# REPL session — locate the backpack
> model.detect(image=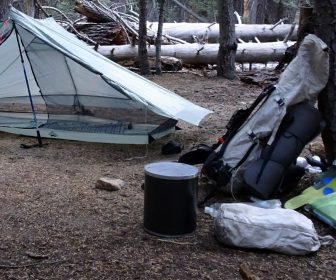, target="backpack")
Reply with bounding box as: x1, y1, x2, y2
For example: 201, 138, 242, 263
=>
179, 34, 329, 204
